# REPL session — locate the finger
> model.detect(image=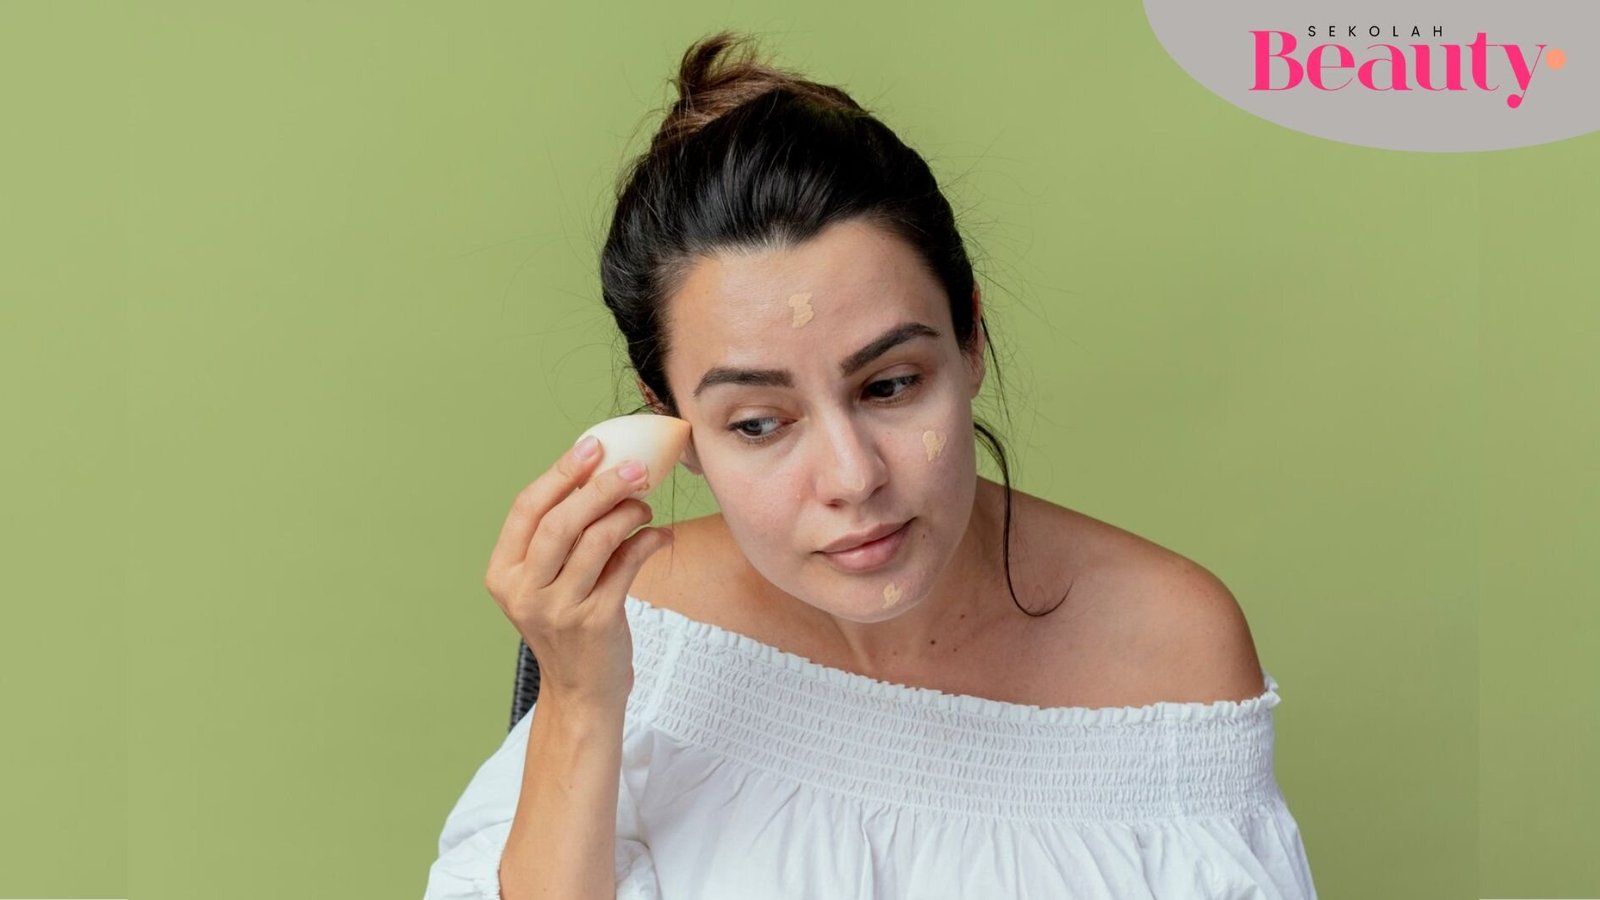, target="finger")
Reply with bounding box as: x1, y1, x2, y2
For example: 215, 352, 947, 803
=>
525, 462, 652, 591
484, 436, 604, 585
588, 525, 674, 611
553, 498, 656, 601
